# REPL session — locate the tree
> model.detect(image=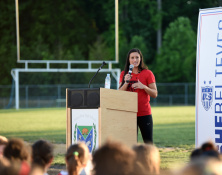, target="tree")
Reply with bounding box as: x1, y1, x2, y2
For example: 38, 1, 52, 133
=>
154, 17, 196, 82
1, 0, 221, 85
88, 36, 113, 60
161, 0, 219, 34
0, 1, 20, 85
